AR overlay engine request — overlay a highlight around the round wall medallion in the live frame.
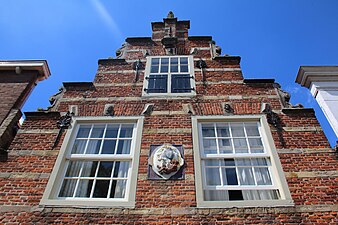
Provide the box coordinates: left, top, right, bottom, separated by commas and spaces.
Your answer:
148, 144, 184, 179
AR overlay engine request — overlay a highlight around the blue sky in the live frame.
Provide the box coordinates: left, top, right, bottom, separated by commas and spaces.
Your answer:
1, 0, 338, 146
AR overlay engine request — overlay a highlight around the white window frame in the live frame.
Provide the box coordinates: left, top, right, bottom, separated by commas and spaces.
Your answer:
192, 115, 294, 208
142, 55, 196, 97
40, 116, 144, 208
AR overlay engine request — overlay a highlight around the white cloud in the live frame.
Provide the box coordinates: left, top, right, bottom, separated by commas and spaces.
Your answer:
90, 0, 123, 39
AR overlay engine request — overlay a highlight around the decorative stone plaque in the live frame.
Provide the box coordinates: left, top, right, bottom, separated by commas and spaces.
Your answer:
148, 144, 185, 180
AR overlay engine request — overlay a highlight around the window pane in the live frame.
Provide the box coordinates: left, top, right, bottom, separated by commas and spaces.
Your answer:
248, 138, 264, 153
93, 180, 110, 198
90, 125, 105, 138
252, 158, 269, 166
218, 139, 232, 154
171, 74, 191, 93
216, 124, 230, 137
170, 57, 178, 64
59, 179, 77, 197
255, 168, 272, 185
204, 190, 229, 201
151, 58, 159, 65
120, 125, 133, 138
75, 180, 93, 197
76, 125, 91, 138
113, 161, 129, 178
65, 161, 82, 177
222, 168, 238, 185
221, 159, 235, 166
242, 190, 279, 200
245, 123, 260, 136
151, 65, 159, 73
236, 158, 251, 166
233, 138, 248, 153
116, 140, 131, 154
161, 58, 169, 64
205, 168, 221, 185
201, 124, 215, 137
203, 139, 217, 154
180, 57, 188, 64
231, 124, 245, 137
180, 65, 189, 73
238, 168, 255, 185
81, 161, 98, 177
147, 75, 167, 93
97, 162, 114, 177
86, 140, 102, 154
204, 159, 219, 166
101, 140, 116, 154
110, 180, 126, 198
71, 140, 87, 154
105, 125, 119, 138
160, 65, 168, 73
228, 190, 244, 201
160, 58, 169, 73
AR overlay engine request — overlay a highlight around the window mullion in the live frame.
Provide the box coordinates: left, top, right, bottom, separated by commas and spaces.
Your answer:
83, 124, 94, 154
228, 122, 235, 154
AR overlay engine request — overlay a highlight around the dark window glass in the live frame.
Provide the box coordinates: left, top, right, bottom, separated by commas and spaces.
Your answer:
147, 75, 167, 93
93, 180, 110, 198
229, 190, 244, 201
171, 74, 191, 93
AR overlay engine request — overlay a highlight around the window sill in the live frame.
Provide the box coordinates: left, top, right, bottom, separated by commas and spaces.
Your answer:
141, 93, 196, 99
40, 199, 136, 208
196, 199, 294, 208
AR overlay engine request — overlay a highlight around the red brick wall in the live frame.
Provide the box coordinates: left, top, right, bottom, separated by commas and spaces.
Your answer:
0, 17, 337, 224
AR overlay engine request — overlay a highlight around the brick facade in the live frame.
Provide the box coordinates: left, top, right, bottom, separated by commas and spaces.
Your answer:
0, 14, 337, 224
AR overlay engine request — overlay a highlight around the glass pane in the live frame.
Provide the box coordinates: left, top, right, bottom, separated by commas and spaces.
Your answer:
171, 74, 191, 93
105, 125, 119, 138
97, 162, 114, 177
116, 140, 131, 154
203, 139, 217, 154
150, 65, 159, 73
233, 138, 248, 153
85, 140, 102, 154
59, 179, 77, 197
71, 140, 87, 154
201, 124, 215, 137
221, 159, 235, 166
75, 180, 93, 197
248, 138, 264, 153
205, 168, 221, 185
147, 75, 167, 93
252, 158, 269, 166
170, 57, 178, 64
231, 124, 245, 137
65, 161, 82, 177
81, 161, 98, 177
228, 190, 244, 201
101, 140, 116, 154
204, 190, 229, 201
93, 180, 110, 198
180, 65, 188, 72
238, 168, 255, 185
151, 58, 159, 65
90, 125, 105, 138
160, 65, 168, 73
218, 139, 232, 154
170, 65, 178, 73
204, 159, 219, 166
110, 180, 126, 198
120, 125, 133, 138
161, 58, 169, 64
222, 168, 238, 185
236, 158, 251, 166
180, 57, 188, 64
255, 168, 272, 185
216, 124, 230, 137
76, 125, 91, 138
113, 161, 129, 178
242, 190, 279, 200
245, 123, 260, 136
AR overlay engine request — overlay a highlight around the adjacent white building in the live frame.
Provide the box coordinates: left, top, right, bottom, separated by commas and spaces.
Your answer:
296, 66, 338, 137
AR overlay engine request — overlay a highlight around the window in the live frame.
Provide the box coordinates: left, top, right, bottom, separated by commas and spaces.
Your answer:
40, 116, 143, 208
192, 115, 293, 208
143, 56, 195, 96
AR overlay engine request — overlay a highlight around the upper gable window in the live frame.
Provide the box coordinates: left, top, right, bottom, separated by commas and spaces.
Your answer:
143, 56, 196, 97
